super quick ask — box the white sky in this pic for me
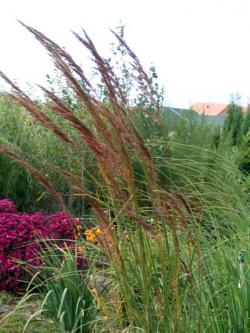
[1,0,250,108]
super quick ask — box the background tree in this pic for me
[240,105,250,137]
[236,129,250,174]
[222,100,243,145]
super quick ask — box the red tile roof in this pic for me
[191,103,228,116]
[191,103,247,116]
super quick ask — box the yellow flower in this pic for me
[84,227,102,242]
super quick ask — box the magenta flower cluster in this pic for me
[0,198,17,213]
[0,199,79,294]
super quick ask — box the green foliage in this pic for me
[106,151,249,332]
[0,92,220,214]
[2,244,98,333]
[35,245,97,333]
[222,102,243,145]
[0,293,60,333]
[236,130,250,174]
[0,95,95,213]
[240,106,250,138]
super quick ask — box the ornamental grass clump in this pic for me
[0,23,197,331]
[0,198,79,293]
[34,245,97,333]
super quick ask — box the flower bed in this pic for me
[0,199,80,293]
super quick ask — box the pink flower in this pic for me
[0,199,83,294]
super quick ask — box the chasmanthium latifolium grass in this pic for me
[0,22,250,332]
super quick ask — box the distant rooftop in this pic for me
[191,103,247,116]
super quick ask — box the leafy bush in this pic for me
[0,198,79,293]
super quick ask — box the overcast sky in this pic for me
[0,0,250,108]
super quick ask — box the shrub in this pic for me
[0,199,79,293]
[0,198,17,213]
